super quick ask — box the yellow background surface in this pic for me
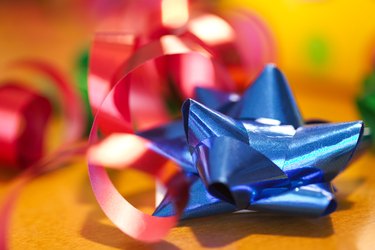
[221,0,375,93]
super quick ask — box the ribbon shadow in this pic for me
[79,173,364,249]
[79,174,180,250]
[180,213,333,248]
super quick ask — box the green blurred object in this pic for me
[75,48,93,135]
[164,76,184,118]
[306,36,330,69]
[357,71,375,146]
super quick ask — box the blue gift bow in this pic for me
[138,64,364,219]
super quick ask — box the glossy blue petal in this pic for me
[284,121,364,183]
[137,120,196,174]
[251,183,336,216]
[243,121,295,169]
[227,64,303,128]
[182,99,248,148]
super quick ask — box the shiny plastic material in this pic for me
[147,65,364,219]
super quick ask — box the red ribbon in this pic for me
[87,0,275,242]
[0,1,277,246]
[0,61,86,250]
[0,85,51,169]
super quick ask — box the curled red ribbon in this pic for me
[88,34,211,241]
[0,61,86,250]
[87,0,275,242]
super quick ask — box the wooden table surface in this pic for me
[1,2,375,250]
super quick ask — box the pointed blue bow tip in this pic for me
[182,98,248,148]
[263,63,278,72]
[228,64,303,128]
[284,120,364,182]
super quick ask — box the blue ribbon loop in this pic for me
[138,64,364,219]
